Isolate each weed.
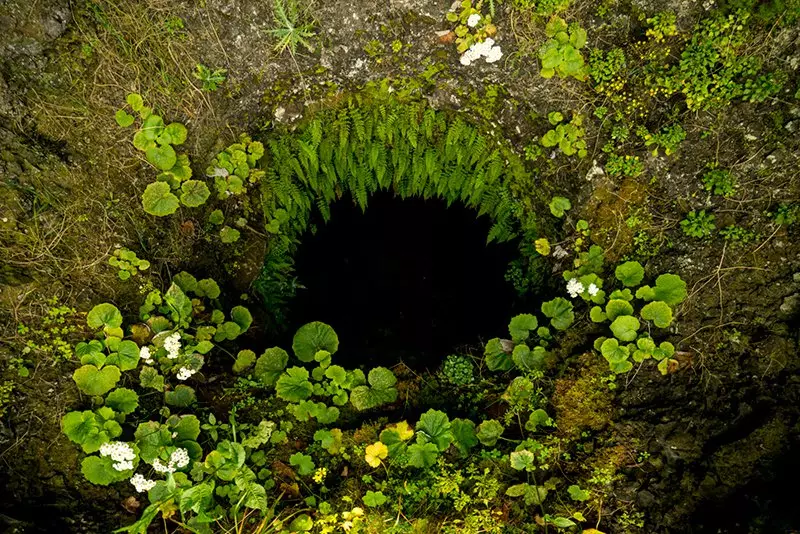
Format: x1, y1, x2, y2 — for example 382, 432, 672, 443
193, 64, 227, 91
267, 0, 316, 55
681, 210, 716, 238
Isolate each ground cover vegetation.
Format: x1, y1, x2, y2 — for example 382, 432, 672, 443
0, 0, 799, 532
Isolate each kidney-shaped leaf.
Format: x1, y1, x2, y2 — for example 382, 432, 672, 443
292, 322, 339, 362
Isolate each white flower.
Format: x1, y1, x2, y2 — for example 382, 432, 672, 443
130, 473, 157, 493
170, 448, 190, 469
566, 278, 585, 298
467, 13, 481, 27
139, 346, 153, 364
587, 283, 599, 296
152, 458, 175, 474
176, 367, 196, 381
99, 442, 136, 471
163, 332, 181, 359
485, 45, 503, 63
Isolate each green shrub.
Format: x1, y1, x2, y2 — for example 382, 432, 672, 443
681, 210, 716, 238
538, 16, 588, 80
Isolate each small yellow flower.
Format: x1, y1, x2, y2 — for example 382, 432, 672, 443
364, 441, 388, 468
385, 421, 414, 441
313, 467, 327, 483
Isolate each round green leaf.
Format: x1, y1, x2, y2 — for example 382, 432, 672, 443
105, 387, 139, 414
292, 322, 339, 362
254, 347, 289, 386
416, 409, 452, 451
126, 93, 144, 111
87, 303, 123, 329
640, 301, 673, 328
164, 122, 188, 145
106, 340, 140, 371
82, 455, 122, 485
219, 226, 240, 243
476, 419, 504, 447
142, 114, 165, 141
180, 180, 211, 207
541, 297, 574, 331
165, 384, 197, 407
115, 109, 135, 127
615, 261, 645, 287
276, 367, 313, 402
605, 299, 634, 321
509, 314, 538, 342
549, 196, 571, 218
146, 144, 178, 171
73, 365, 121, 396
609, 315, 640, 342
142, 182, 179, 216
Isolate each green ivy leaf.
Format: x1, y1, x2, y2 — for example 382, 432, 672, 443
105, 340, 140, 371
142, 182, 179, 216
292, 322, 339, 362
548, 196, 571, 217
146, 144, 178, 171
219, 226, 240, 243
213, 321, 241, 342
510, 450, 536, 471
450, 418, 478, 456
115, 109, 135, 127
164, 123, 188, 145
636, 274, 687, 306
484, 337, 512, 371
605, 299, 634, 321
590, 306, 607, 323
82, 455, 125, 485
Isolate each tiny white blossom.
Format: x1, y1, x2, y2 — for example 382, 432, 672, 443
176, 367, 196, 381
130, 474, 157, 493
566, 278, 585, 298
170, 448, 190, 469
99, 442, 136, 471
152, 458, 175, 474
163, 332, 181, 359
587, 283, 599, 296
467, 13, 481, 27
139, 346, 153, 364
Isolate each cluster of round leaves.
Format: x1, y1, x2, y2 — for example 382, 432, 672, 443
108, 247, 150, 280
538, 16, 588, 80
62, 272, 253, 487
541, 112, 587, 158
205, 134, 266, 200
233, 321, 399, 423
116, 93, 211, 216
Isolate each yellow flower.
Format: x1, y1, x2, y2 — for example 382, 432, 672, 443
364, 441, 388, 467
313, 467, 327, 483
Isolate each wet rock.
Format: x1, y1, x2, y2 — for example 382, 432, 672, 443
637, 489, 656, 508
779, 292, 800, 318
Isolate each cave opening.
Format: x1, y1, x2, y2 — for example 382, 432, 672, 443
282, 192, 531, 371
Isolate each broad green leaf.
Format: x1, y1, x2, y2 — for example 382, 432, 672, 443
209, 209, 224, 225
172, 272, 198, 293
590, 306, 607, 323
87, 303, 123, 329
115, 110, 135, 127
484, 337, 512, 371
62, 410, 121, 453
549, 196, 571, 218
146, 144, 177, 171
407, 441, 438, 468
541, 297, 574, 330
142, 182, 179, 216
82, 455, 125, 485
615, 261, 645, 287
164, 123, 188, 145
233, 350, 256, 374
510, 450, 535, 471
508, 314, 538, 342
525, 408, 552, 432
416, 409, 452, 451
254, 347, 289, 385
219, 226, 240, 243
230, 306, 253, 332
196, 278, 221, 299
363, 491, 387, 507
476, 419, 504, 447
105, 388, 139, 414
126, 93, 143, 111
292, 322, 339, 362
106, 340, 140, 371
73, 365, 121, 396
368, 367, 397, 389
180, 482, 215, 514
605, 299, 634, 321
640, 301, 673, 328
165, 283, 192, 320
140, 366, 165, 391
213, 321, 241, 341
568, 484, 590, 501
450, 418, 478, 455
276, 367, 313, 402
289, 452, 315, 476
601, 338, 629, 363
165, 385, 197, 407
512, 344, 546, 371
636, 274, 687, 306
179, 180, 210, 207
142, 114, 165, 141
288, 514, 313, 532
610, 315, 640, 342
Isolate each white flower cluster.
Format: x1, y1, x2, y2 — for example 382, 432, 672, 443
566, 278, 600, 298
459, 38, 503, 66
467, 13, 481, 27
99, 441, 136, 472
176, 367, 197, 381
139, 346, 153, 365
152, 447, 190, 474
129, 473, 157, 493
164, 332, 181, 359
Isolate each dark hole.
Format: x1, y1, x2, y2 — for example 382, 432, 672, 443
284, 192, 527, 371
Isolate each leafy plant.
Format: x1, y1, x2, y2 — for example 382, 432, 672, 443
541, 113, 587, 157
538, 16, 588, 80
206, 134, 265, 199
193, 64, 227, 91
702, 168, 737, 197
681, 210, 716, 238
108, 248, 150, 280
267, 0, 316, 54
